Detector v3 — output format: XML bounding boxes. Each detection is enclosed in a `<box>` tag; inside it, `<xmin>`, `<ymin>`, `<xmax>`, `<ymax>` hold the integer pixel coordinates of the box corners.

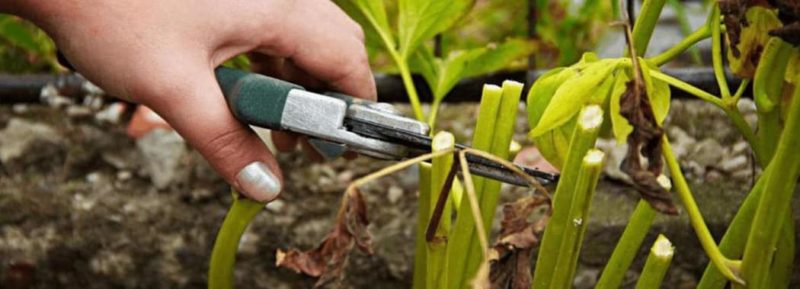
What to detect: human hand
<box><xmin>4</xmin><ymin>0</ymin><xmax>375</xmax><ymax>202</ymax></box>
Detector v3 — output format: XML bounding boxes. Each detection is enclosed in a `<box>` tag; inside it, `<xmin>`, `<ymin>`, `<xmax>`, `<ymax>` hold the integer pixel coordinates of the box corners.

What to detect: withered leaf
<box><xmin>489</xmin><ymin>195</ymin><xmax>550</xmax><ymax>289</ymax></box>
<box><xmin>619</xmin><ymin>80</ymin><xmax>679</xmax><ymax>215</ymax></box>
<box><xmin>769</xmin><ymin>21</ymin><xmax>800</xmax><ymax>45</ymax></box>
<box><xmin>276</xmin><ymin>188</ymin><xmax>372</xmax><ymax>288</ymax></box>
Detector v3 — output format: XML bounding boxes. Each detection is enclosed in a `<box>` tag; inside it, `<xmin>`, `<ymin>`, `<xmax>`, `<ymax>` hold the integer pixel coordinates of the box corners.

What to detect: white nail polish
<box><xmin>236</xmin><ymin>162</ymin><xmax>281</xmax><ymax>202</ymax></box>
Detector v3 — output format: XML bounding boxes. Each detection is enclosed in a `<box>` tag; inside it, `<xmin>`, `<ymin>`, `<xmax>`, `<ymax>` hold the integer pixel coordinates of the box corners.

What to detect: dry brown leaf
<box><xmin>276</xmin><ymin>188</ymin><xmax>372</xmax><ymax>288</ymax></box>
<box><xmin>619</xmin><ymin>80</ymin><xmax>679</xmax><ymax>215</ymax></box>
<box><xmin>489</xmin><ymin>196</ymin><xmax>550</xmax><ymax>289</ymax></box>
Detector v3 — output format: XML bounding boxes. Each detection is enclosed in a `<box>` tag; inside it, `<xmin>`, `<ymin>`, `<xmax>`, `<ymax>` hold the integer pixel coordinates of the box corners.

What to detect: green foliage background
<box><xmin>0</xmin><ymin>15</ymin><xmax>59</xmax><ymax>73</ymax></box>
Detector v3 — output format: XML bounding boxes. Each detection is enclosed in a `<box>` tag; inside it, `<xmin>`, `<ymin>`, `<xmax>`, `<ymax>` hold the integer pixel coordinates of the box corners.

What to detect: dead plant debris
<box><xmin>489</xmin><ymin>195</ymin><xmax>550</xmax><ymax>289</ymax></box>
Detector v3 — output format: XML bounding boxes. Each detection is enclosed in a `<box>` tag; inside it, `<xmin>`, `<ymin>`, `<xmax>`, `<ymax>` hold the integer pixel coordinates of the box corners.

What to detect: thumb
<box><xmin>138</xmin><ymin>66</ymin><xmax>283</xmax><ymax>202</ymax></box>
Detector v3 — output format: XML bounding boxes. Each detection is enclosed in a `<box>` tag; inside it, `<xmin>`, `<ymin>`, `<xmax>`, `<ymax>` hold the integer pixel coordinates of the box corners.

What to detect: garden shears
<box><xmin>216</xmin><ymin>67</ymin><xmax>559</xmax><ymax>187</ymax></box>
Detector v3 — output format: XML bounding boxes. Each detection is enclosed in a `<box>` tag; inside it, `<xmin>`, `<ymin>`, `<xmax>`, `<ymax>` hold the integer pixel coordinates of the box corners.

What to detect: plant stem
<box><xmin>669</xmin><ymin>0</ymin><xmax>703</xmax><ymax>64</ymax></box>
<box><xmin>754</xmin><ymin>38</ymin><xmax>793</xmax><ymax>165</ymax></box>
<box><xmin>427</xmin><ymin>132</ymin><xmax>455</xmax><ymax>289</ymax></box>
<box><xmin>631</xmin><ymin>0</ymin><xmax>668</xmax><ymax>56</ymax></box>
<box><xmin>738</xmin><ymin>82</ymin><xmax>800</xmax><ymax>288</ymax></box>
<box><xmin>208</xmin><ymin>193</ymin><xmax>264</xmax><ymax>289</ymax></box>
<box><xmin>549</xmin><ymin>149</ymin><xmax>605</xmax><ymax>289</ymax></box>
<box><xmin>460</xmin><ymin>81</ymin><xmax>525</xmax><ymax>288</ymax></box>
<box><xmin>532</xmin><ymin>105</ymin><xmax>603</xmax><ymax>289</ymax></box>
<box><xmin>447</xmin><ymin>85</ymin><xmax>503</xmax><ymax>289</ymax></box>
<box><xmin>595</xmin><ymin>200</ymin><xmax>657</xmax><ymax>289</ymax></box>
<box><xmin>649</xmin><ymin>26</ymin><xmax>711</xmax><ymax>66</ymax></box>
<box><xmin>635</xmin><ymin>234</ymin><xmax>675</xmax><ymax>289</ymax></box>
<box><xmin>662</xmin><ymin>136</ymin><xmax>744</xmax><ymax>284</ymax></box>
<box><xmin>650</xmin><ymin>70</ymin><xmax>765</xmax><ymax>165</ymax></box>
<box><xmin>412</xmin><ymin>163</ymin><xmax>432</xmax><ymax>289</ymax></box>
<box><xmin>397</xmin><ymin>62</ymin><xmax>426</xmax><ymax>121</ymax></box>
<box><xmin>709</xmin><ymin>5</ymin><xmax>732</xmax><ymax>100</ymax></box>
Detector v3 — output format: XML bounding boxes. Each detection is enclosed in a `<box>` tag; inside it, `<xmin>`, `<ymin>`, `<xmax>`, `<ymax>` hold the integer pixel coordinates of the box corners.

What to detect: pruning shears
<box><xmin>216</xmin><ymin>67</ymin><xmax>559</xmax><ymax>187</ymax></box>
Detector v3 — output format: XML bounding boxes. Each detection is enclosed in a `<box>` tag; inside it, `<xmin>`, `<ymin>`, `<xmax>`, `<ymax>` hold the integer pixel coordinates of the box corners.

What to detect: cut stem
<box><xmin>426</xmin><ymin>132</ymin><xmax>455</xmax><ymax>289</ymax></box>
<box><xmin>595</xmin><ymin>200</ymin><xmax>657</xmax><ymax>289</ymax></box>
<box><xmin>548</xmin><ymin>149</ymin><xmax>605</xmax><ymax>289</ymax></box>
<box><xmin>532</xmin><ymin>105</ymin><xmax>603</xmax><ymax>289</ymax></box>
<box><xmin>635</xmin><ymin>234</ymin><xmax>675</xmax><ymax>289</ymax></box>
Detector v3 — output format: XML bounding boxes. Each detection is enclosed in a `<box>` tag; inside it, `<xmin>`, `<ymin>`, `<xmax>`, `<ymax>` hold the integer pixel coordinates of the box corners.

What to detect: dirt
<box><xmin>0</xmin><ymin>101</ymin><xmax>797</xmax><ymax>289</ymax></box>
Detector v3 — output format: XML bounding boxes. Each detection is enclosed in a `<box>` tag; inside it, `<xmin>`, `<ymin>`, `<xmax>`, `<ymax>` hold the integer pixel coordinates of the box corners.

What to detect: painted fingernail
<box><xmin>236</xmin><ymin>161</ymin><xmax>281</xmax><ymax>202</ymax></box>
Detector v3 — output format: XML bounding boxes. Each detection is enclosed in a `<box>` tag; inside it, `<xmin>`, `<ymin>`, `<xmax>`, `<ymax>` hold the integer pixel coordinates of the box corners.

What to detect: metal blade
<box><xmin>344</xmin><ymin>117</ymin><xmax>559</xmax><ymax>186</ymax></box>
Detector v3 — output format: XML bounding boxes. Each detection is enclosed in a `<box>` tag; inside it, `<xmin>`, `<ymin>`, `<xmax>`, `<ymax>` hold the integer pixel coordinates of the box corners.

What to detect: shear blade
<box><xmin>344</xmin><ymin>118</ymin><xmax>559</xmax><ymax>186</ymax></box>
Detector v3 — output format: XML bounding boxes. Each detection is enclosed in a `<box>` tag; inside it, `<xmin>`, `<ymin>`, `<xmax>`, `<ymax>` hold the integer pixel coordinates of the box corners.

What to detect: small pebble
<box><xmin>388</xmin><ymin>186</ymin><xmax>403</xmax><ymax>204</ymax></box>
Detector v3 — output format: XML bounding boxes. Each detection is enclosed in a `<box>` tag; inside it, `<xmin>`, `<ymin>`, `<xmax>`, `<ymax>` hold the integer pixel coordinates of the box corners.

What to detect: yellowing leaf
<box><xmin>727</xmin><ymin>7</ymin><xmax>782</xmax><ymax>78</ymax></box>
<box><xmin>610</xmin><ymin>73</ymin><xmax>633</xmax><ymax>144</ymax></box>
<box><xmin>641</xmin><ymin>60</ymin><xmax>671</xmax><ymax>124</ymax></box>
<box><xmin>530</xmin><ymin>59</ymin><xmax>620</xmax><ymax>137</ymax></box>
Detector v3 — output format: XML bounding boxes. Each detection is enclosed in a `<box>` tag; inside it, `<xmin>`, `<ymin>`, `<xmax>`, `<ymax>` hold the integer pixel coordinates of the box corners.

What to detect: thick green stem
<box><xmin>738</xmin><ymin>83</ymin><xmax>800</xmax><ymax>288</ymax></box>
<box><xmin>649</xmin><ymin>26</ymin><xmax>711</xmax><ymax>66</ymax></box>
<box><xmin>595</xmin><ymin>200</ymin><xmax>657</xmax><ymax>289</ymax></box>
<box><xmin>754</xmin><ymin>38</ymin><xmax>793</xmax><ymax>165</ymax></box>
<box><xmin>454</xmin><ymin>81</ymin><xmax>524</xmax><ymax>289</ymax></box>
<box><xmin>447</xmin><ymin>85</ymin><xmax>503</xmax><ymax>289</ymax></box>
<box><xmin>412</xmin><ymin>163</ymin><xmax>432</xmax><ymax>289</ymax></box>
<box><xmin>631</xmin><ymin>0</ymin><xmax>668</xmax><ymax>56</ymax></box>
<box><xmin>663</xmin><ymin>137</ymin><xmax>744</xmax><ymax>284</ymax></box>
<box><xmin>427</xmin><ymin>132</ymin><xmax>455</xmax><ymax>289</ymax></box>
<box><xmin>710</xmin><ymin>5</ymin><xmax>732</xmax><ymax>100</ymax></box>
<box><xmin>548</xmin><ymin>149</ymin><xmax>605</xmax><ymax>289</ymax></box>
<box><xmin>635</xmin><ymin>235</ymin><xmax>675</xmax><ymax>289</ymax></box>
<box><xmin>208</xmin><ymin>194</ymin><xmax>264</xmax><ymax>289</ymax></box>
<box><xmin>532</xmin><ymin>105</ymin><xmax>603</xmax><ymax>289</ymax></box>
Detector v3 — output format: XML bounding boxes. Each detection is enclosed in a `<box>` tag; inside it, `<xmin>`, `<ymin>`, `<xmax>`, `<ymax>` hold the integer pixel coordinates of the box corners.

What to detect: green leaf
<box><xmin>398</xmin><ymin>0</ymin><xmax>473</xmax><ymax>58</ymax></box>
<box><xmin>460</xmin><ymin>38</ymin><xmax>535</xmax><ymax>78</ymax></box>
<box><xmin>0</xmin><ymin>16</ymin><xmax>39</xmax><ymax>52</ymax></box>
<box><xmin>335</xmin><ymin>0</ymin><xmax>396</xmax><ymax>52</ymax></box>
<box><xmin>610</xmin><ymin>72</ymin><xmax>633</xmax><ymax>144</ymax></box>
<box><xmin>527</xmin><ymin>67</ymin><xmax>570</xmax><ymax>129</ymax></box>
<box><xmin>530</xmin><ymin>59</ymin><xmax>620</xmax><ymax>137</ymax></box>
<box><xmin>432</xmin><ymin>49</ymin><xmax>487</xmax><ymax>100</ymax></box>
<box><xmin>409</xmin><ymin>46</ymin><xmax>440</xmax><ymax>90</ymax></box>
<box><xmin>641</xmin><ymin>60</ymin><xmax>671</xmax><ymax>124</ymax></box>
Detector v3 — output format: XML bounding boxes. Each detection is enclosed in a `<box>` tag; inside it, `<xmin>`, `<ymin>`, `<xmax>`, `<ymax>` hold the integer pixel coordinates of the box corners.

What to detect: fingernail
<box><xmin>236</xmin><ymin>162</ymin><xmax>281</xmax><ymax>202</ymax></box>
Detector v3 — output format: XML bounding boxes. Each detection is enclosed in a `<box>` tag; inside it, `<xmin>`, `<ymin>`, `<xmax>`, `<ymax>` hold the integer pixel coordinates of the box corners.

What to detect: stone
<box><xmin>719</xmin><ymin>155</ymin><xmax>749</xmax><ymax>173</ymax></box>
<box><xmin>0</xmin><ymin>118</ymin><xmax>61</xmax><ymax>163</ymax></box>
<box><xmin>689</xmin><ymin>138</ymin><xmax>725</xmax><ymax>168</ymax></box>
<box><xmin>667</xmin><ymin>126</ymin><xmax>697</xmax><ymax>160</ymax></box>
<box><xmin>136</xmin><ymin>129</ymin><xmax>187</xmax><ymax>189</ymax></box>
<box><xmin>596</xmin><ymin>139</ymin><xmax>632</xmax><ymax>184</ymax></box>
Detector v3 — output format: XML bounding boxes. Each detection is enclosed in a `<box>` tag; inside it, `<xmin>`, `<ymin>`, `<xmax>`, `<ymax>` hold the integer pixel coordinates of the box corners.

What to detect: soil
<box><xmin>0</xmin><ymin>100</ymin><xmax>797</xmax><ymax>289</ymax></box>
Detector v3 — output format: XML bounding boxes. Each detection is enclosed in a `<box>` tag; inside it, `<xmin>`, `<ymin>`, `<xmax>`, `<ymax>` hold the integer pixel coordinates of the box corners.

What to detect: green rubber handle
<box><xmin>215</xmin><ymin>67</ymin><xmax>303</xmax><ymax>129</ymax></box>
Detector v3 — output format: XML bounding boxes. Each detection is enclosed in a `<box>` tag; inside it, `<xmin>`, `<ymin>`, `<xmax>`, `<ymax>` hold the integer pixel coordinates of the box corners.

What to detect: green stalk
<box><xmin>738</xmin><ymin>83</ymin><xmax>800</xmax><ymax>288</ymax></box>
<box><xmin>548</xmin><ymin>149</ymin><xmax>605</xmax><ymax>289</ymax></box>
<box><xmin>452</xmin><ymin>81</ymin><xmax>524</xmax><ymax>289</ymax></box>
<box><xmin>532</xmin><ymin>105</ymin><xmax>603</xmax><ymax>289</ymax></box>
<box><xmin>635</xmin><ymin>234</ymin><xmax>675</xmax><ymax>289</ymax></box>
<box><xmin>427</xmin><ymin>132</ymin><xmax>455</xmax><ymax>289</ymax></box>
<box><xmin>668</xmin><ymin>0</ymin><xmax>703</xmax><ymax>64</ymax></box>
<box><xmin>595</xmin><ymin>200</ymin><xmax>657</xmax><ymax>289</ymax></box>
<box><xmin>412</xmin><ymin>163</ymin><xmax>432</xmax><ymax>289</ymax></box>
<box><xmin>754</xmin><ymin>38</ymin><xmax>793</xmax><ymax>165</ymax></box>
<box><xmin>649</xmin><ymin>26</ymin><xmax>710</xmax><ymax>66</ymax></box>
<box><xmin>208</xmin><ymin>193</ymin><xmax>264</xmax><ymax>289</ymax></box>
<box><xmin>449</xmin><ymin>81</ymin><xmax>525</xmax><ymax>288</ymax></box>
<box><xmin>768</xmin><ymin>213</ymin><xmax>795</xmax><ymax>289</ymax></box>
<box><xmin>447</xmin><ymin>85</ymin><xmax>503</xmax><ymax>289</ymax></box>
<box><xmin>650</xmin><ymin>70</ymin><xmax>765</xmax><ymax>165</ymax></box>
<box><xmin>631</xmin><ymin>0</ymin><xmax>668</xmax><ymax>56</ymax></box>
<box><xmin>397</xmin><ymin>62</ymin><xmax>426</xmax><ymax>121</ymax></box>
<box><xmin>663</xmin><ymin>137</ymin><xmax>744</xmax><ymax>284</ymax></box>
<box><xmin>696</xmin><ymin>173</ymin><xmax>765</xmax><ymax>289</ymax></box>
<box><xmin>709</xmin><ymin>5</ymin><xmax>732</xmax><ymax>100</ymax></box>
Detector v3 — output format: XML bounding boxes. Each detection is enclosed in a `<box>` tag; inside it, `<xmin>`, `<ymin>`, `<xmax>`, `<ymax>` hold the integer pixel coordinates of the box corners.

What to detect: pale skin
<box><xmin>1</xmin><ymin>0</ymin><xmax>376</xmax><ymax>201</ymax></box>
